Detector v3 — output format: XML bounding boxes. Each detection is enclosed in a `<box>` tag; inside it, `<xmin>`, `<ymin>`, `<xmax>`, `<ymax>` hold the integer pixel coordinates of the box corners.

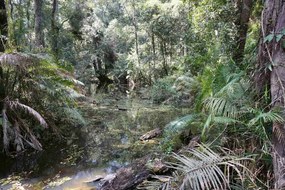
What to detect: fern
<box><xmin>8</xmin><ymin>101</ymin><xmax>48</xmax><ymax>128</ymax></box>
<box><xmin>0</xmin><ymin>53</ymin><xmax>81</xmax><ymax>153</ymax></box>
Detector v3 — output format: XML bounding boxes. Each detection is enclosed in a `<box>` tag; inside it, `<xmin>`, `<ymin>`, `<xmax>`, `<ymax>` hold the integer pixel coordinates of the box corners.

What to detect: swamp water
<box><xmin>0</xmin><ymin>97</ymin><xmax>190</xmax><ymax>189</ymax></box>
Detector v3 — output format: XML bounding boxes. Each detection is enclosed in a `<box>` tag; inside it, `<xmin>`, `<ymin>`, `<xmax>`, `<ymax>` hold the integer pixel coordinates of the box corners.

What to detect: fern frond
<box><xmin>168</xmin><ymin>144</ymin><xmax>252</xmax><ymax>190</ymax></box>
<box><xmin>8</xmin><ymin>101</ymin><xmax>48</xmax><ymax>128</ymax></box>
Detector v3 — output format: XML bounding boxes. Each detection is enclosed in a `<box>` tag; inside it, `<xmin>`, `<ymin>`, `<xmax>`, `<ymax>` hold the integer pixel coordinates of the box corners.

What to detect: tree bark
<box><xmin>0</xmin><ymin>0</ymin><xmax>7</xmax><ymax>52</ymax></box>
<box><xmin>34</xmin><ymin>0</ymin><xmax>44</xmax><ymax>48</ymax></box>
<box><xmin>0</xmin><ymin>0</ymin><xmax>6</xmax><ymax>124</ymax></box>
<box><xmin>257</xmin><ymin>1</ymin><xmax>285</xmax><ymax>188</ymax></box>
<box><xmin>51</xmin><ymin>0</ymin><xmax>59</xmax><ymax>60</ymax></box>
<box><xmin>233</xmin><ymin>0</ymin><xmax>253</xmax><ymax>65</ymax></box>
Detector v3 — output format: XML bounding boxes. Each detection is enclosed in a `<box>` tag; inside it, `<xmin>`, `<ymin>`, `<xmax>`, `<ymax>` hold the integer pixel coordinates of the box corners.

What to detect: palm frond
<box><xmin>2</xmin><ymin>108</ymin><xmax>10</xmax><ymax>152</ymax></box>
<box><xmin>164</xmin><ymin>114</ymin><xmax>198</xmax><ymax>134</ymax></box>
<box><xmin>212</xmin><ymin>116</ymin><xmax>241</xmax><ymax>124</ymax></box>
<box><xmin>0</xmin><ymin>53</ymin><xmax>38</xmax><ymax>68</ymax></box>
<box><xmin>137</xmin><ymin>175</ymin><xmax>174</xmax><ymax>190</ymax></box>
<box><xmin>13</xmin><ymin>121</ymin><xmax>24</xmax><ymax>152</ymax></box>
<box><xmin>8</xmin><ymin>101</ymin><xmax>48</xmax><ymax>128</ymax></box>
<box><xmin>18</xmin><ymin>119</ymin><xmax>43</xmax><ymax>151</ymax></box>
<box><xmin>168</xmin><ymin>144</ymin><xmax>253</xmax><ymax>190</ymax></box>
<box><xmin>204</xmin><ymin>97</ymin><xmax>238</xmax><ymax>118</ymax></box>
<box><xmin>248</xmin><ymin>110</ymin><xmax>284</xmax><ymax>126</ymax></box>
<box><xmin>273</xmin><ymin>124</ymin><xmax>285</xmax><ymax>143</ymax></box>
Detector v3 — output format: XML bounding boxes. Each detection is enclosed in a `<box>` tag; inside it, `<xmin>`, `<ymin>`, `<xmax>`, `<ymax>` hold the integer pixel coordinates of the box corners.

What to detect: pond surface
<box><xmin>0</xmin><ymin>96</ymin><xmax>190</xmax><ymax>189</ymax></box>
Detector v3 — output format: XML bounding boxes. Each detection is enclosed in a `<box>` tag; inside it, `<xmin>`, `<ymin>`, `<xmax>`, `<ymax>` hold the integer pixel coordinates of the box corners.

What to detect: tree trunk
<box><xmin>257</xmin><ymin>1</ymin><xmax>285</xmax><ymax>188</ymax></box>
<box><xmin>161</xmin><ymin>41</ymin><xmax>168</xmax><ymax>76</ymax></box>
<box><xmin>51</xmin><ymin>0</ymin><xmax>59</xmax><ymax>60</ymax></box>
<box><xmin>0</xmin><ymin>0</ymin><xmax>6</xmax><ymax>118</ymax></box>
<box><xmin>0</xmin><ymin>0</ymin><xmax>7</xmax><ymax>51</ymax></box>
<box><xmin>26</xmin><ymin>0</ymin><xmax>32</xmax><ymax>51</ymax></box>
<box><xmin>34</xmin><ymin>0</ymin><xmax>44</xmax><ymax>48</ymax></box>
<box><xmin>233</xmin><ymin>0</ymin><xmax>253</xmax><ymax>65</ymax></box>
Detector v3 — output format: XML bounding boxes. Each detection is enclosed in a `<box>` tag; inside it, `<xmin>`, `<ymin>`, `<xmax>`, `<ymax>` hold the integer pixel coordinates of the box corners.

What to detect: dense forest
<box><xmin>1</xmin><ymin>0</ymin><xmax>285</xmax><ymax>189</ymax></box>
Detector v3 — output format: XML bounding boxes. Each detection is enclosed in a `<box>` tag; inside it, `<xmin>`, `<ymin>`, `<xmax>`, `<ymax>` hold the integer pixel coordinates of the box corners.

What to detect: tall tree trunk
<box><xmin>0</xmin><ymin>0</ymin><xmax>7</xmax><ymax>51</ymax></box>
<box><xmin>26</xmin><ymin>0</ymin><xmax>32</xmax><ymax>51</ymax></box>
<box><xmin>257</xmin><ymin>1</ymin><xmax>285</xmax><ymax>188</ymax></box>
<box><xmin>51</xmin><ymin>0</ymin><xmax>59</xmax><ymax>60</ymax></box>
<box><xmin>161</xmin><ymin>41</ymin><xmax>168</xmax><ymax>76</ymax></box>
<box><xmin>34</xmin><ymin>0</ymin><xmax>44</xmax><ymax>48</ymax></box>
<box><xmin>5</xmin><ymin>0</ymin><xmax>15</xmax><ymax>48</ymax></box>
<box><xmin>0</xmin><ymin>0</ymin><xmax>6</xmax><ymax>132</ymax></box>
<box><xmin>233</xmin><ymin>0</ymin><xmax>253</xmax><ymax>65</ymax></box>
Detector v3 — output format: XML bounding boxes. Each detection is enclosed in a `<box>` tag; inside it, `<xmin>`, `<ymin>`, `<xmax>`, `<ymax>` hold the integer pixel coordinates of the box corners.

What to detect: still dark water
<box><xmin>0</xmin><ymin>98</ymin><xmax>190</xmax><ymax>189</ymax></box>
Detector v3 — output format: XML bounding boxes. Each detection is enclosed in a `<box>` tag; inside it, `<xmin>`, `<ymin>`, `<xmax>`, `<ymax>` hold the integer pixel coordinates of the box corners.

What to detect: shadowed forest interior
<box><xmin>1</xmin><ymin>0</ymin><xmax>285</xmax><ymax>189</ymax></box>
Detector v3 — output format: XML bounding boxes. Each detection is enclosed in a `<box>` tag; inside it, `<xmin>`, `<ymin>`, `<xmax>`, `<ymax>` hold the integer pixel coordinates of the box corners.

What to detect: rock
<box><xmin>139</xmin><ymin>128</ymin><xmax>162</xmax><ymax>141</ymax></box>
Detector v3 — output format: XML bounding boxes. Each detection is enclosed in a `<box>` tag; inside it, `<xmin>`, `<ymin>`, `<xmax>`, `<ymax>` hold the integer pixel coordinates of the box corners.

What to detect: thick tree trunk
<box><xmin>34</xmin><ymin>0</ymin><xmax>44</xmax><ymax>48</ymax></box>
<box><xmin>0</xmin><ymin>0</ymin><xmax>7</xmax><ymax>52</ymax></box>
<box><xmin>257</xmin><ymin>1</ymin><xmax>285</xmax><ymax>188</ymax></box>
<box><xmin>0</xmin><ymin>0</ymin><xmax>7</xmax><ymax>112</ymax></box>
<box><xmin>233</xmin><ymin>0</ymin><xmax>253</xmax><ymax>65</ymax></box>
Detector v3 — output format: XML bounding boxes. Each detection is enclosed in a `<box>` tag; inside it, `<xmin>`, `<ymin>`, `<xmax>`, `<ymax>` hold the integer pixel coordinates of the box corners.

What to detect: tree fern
<box><xmin>0</xmin><ymin>53</ymin><xmax>81</xmax><ymax>153</ymax></box>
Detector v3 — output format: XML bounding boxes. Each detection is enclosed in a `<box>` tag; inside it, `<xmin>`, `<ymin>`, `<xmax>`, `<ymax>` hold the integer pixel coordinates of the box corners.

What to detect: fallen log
<box><xmin>139</xmin><ymin>128</ymin><xmax>162</xmax><ymax>141</ymax></box>
<box><xmin>99</xmin><ymin>157</ymin><xmax>150</xmax><ymax>190</ymax></box>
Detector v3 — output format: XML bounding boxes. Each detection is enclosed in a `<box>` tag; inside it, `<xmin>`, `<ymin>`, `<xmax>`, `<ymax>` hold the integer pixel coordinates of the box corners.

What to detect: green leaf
<box><xmin>267</xmin><ymin>63</ymin><xmax>273</xmax><ymax>71</ymax></box>
<box><xmin>276</xmin><ymin>34</ymin><xmax>283</xmax><ymax>42</ymax></box>
<box><xmin>264</xmin><ymin>34</ymin><xmax>274</xmax><ymax>43</ymax></box>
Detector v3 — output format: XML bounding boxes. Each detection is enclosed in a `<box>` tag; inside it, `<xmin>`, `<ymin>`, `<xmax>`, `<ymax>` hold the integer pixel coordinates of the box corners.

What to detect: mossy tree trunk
<box><xmin>256</xmin><ymin>1</ymin><xmax>285</xmax><ymax>188</ymax></box>
<box><xmin>34</xmin><ymin>0</ymin><xmax>44</xmax><ymax>49</ymax></box>
<box><xmin>0</xmin><ymin>0</ymin><xmax>7</xmax><ymax>52</ymax></box>
<box><xmin>233</xmin><ymin>0</ymin><xmax>253</xmax><ymax>65</ymax></box>
<box><xmin>0</xmin><ymin>0</ymin><xmax>7</xmax><ymax>113</ymax></box>
<box><xmin>51</xmin><ymin>0</ymin><xmax>59</xmax><ymax>60</ymax></box>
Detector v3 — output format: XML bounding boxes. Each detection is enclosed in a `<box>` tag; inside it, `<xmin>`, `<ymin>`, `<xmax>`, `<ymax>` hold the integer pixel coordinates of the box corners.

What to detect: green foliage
<box><xmin>151</xmin><ymin>77</ymin><xmax>176</xmax><ymax>103</ymax></box>
<box><xmin>162</xmin><ymin>114</ymin><xmax>202</xmax><ymax>152</ymax></box>
<box><xmin>0</xmin><ymin>53</ymin><xmax>82</xmax><ymax>153</ymax></box>
<box><xmin>168</xmin><ymin>144</ymin><xmax>256</xmax><ymax>190</ymax></box>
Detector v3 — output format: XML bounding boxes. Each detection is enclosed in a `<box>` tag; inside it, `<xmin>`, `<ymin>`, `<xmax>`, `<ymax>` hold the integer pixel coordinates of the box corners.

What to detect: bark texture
<box><xmin>0</xmin><ymin>0</ymin><xmax>7</xmax><ymax>52</ymax></box>
<box><xmin>233</xmin><ymin>0</ymin><xmax>253</xmax><ymax>65</ymax></box>
<box><xmin>256</xmin><ymin>1</ymin><xmax>285</xmax><ymax>188</ymax></box>
<box><xmin>51</xmin><ymin>0</ymin><xmax>59</xmax><ymax>59</ymax></box>
<box><xmin>34</xmin><ymin>0</ymin><xmax>44</xmax><ymax>48</ymax></box>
